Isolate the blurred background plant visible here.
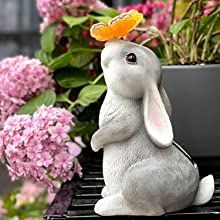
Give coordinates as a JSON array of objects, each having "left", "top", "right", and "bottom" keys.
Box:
[
  {"left": 0, "top": 180, "right": 56, "bottom": 220},
  {"left": 0, "top": 0, "right": 219, "bottom": 219},
  {"left": 136, "top": 0, "right": 220, "bottom": 64}
]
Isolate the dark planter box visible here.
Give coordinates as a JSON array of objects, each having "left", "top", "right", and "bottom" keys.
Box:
[{"left": 162, "top": 64, "right": 220, "bottom": 157}]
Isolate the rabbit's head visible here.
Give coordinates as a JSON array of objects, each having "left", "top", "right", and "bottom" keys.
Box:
[{"left": 101, "top": 39, "right": 173, "bottom": 147}]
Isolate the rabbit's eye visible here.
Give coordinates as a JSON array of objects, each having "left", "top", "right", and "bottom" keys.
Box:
[{"left": 125, "top": 53, "right": 137, "bottom": 64}]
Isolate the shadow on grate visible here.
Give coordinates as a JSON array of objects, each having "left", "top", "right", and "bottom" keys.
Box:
[{"left": 44, "top": 152, "right": 220, "bottom": 220}]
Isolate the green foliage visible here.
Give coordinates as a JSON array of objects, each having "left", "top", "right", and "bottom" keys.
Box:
[
  {"left": 88, "top": 15, "right": 112, "bottom": 23},
  {"left": 198, "top": 15, "right": 215, "bottom": 34},
  {"left": 141, "top": 1, "right": 220, "bottom": 64},
  {"left": 169, "top": 19, "right": 191, "bottom": 34},
  {"left": 62, "top": 26, "right": 81, "bottom": 39},
  {"left": 70, "top": 121, "right": 97, "bottom": 139},
  {"left": 92, "top": 7, "right": 119, "bottom": 17},
  {"left": 63, "top": 15, "right": 88, "bottom": 27},
  {"left": 70, "top": 52, "right": 95, "bottom": 68},
  {"left": 54, "top": 68, "right": 92, "bottom": 88},
  {"left": 18, "top": 90, "right": 56, "bottom": 115},
  {"left": 49, "top": 52, "right": 73, "bottom": 69},
  {"left": 76, "top": 85, "right": 107, "bottom": 107},
  {"left": 35, "top": 50, "right": 52, "bottom": 66},
  {"left": 41, "top": 23, "right": 56, "bottom": 54},
  {"left": 56, "top": 89, "right": 72, "bottom": 103}
]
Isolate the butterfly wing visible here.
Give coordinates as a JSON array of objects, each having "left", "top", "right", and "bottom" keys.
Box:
[
  {"left": 90, "top": 23, "right": 113, "bottom": 41},
  {"left": 109, "top": 10, "right": 143, "bottom": 38}
]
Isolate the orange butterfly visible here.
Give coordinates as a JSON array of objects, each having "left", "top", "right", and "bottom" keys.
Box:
[{"left": 90, "top": 10, "right": 143, "bottom": 41}]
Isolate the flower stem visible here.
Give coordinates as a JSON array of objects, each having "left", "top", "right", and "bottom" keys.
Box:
[
  {"left": 208, "top": 41, "right": 220, "bottom": 61},
  {"left": 89, "top": 73, "right": 104, "bottom": 85},
  {"left": 169, "top": 0, "right": 177, "bottom": 64},
  {"left": 181, "top": 0, "right": 199, "bottom": 20},
  {"left": 140, "top": 36, "right": 156, "bottom": 46},
  {"left": 68, "top": 101, "right": 77, "bottom": 111},
  {"left": 190, "top": 0, "right": 201, "bottom": 63},
  {"left": 201, "top": 16, "right": 218, "bottom": 61},
  {"left": 135, "top": 26, "right": 173, "bottom": 64},
  {"left": 170, "top": 0, "right": 176, "bottom": 25}
]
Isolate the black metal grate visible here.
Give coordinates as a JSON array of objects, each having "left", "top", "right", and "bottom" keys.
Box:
[{"left": 44, "top": 152, "right": 220, "bottom": 220}]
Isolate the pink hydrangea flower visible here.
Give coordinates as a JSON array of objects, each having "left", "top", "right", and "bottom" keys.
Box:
[
  {"left": 66, "top": 141, "right": 82, "bottom": 157},
  {"left": 0, "top": 56, "right": 54, "bottom": 128},
  {"left": 0, "top": 106, "right": 82, "bottom": 192},
  {"left": 36, "top": 0, "right": 107, "bottom": 31}
]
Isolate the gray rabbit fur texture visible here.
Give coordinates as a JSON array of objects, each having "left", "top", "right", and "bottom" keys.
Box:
[{"left": 91, "top": 39, "right": 214, "bottom": 216}]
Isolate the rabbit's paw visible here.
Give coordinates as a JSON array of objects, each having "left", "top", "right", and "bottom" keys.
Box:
[
  {"left": 94, "top": 193, "right": 134, "bottom": 216},
  {"left": 91, "top": 134, "right": 102, "bottom": 152},
  {"left": 101, "top": 186, "right": 111, "bottom": 197}
]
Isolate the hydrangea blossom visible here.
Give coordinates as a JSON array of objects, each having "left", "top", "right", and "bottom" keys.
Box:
[
  {"left": 0, "top": 56, "right": 54, "bottom": 128},
  {"left": 36, "top": 0, "right": 107, "bottom": 31},
  {"left": 0, "top": 106, "right": 82, "bottom": 192}
]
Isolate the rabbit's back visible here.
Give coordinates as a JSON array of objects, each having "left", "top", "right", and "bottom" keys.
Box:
[
  {"left": 103, "top": 125, "right": 199, "bottom": 212},
  {"left": 121, "top": 150, "right": 199, "bottom": 213}
]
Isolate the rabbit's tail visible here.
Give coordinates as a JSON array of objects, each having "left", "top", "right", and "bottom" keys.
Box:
[{"left": 192, "top": 174, "right": 214, "bottom": 206}]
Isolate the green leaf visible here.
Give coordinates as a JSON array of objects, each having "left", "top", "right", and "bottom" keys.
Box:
[
  {"left": 169, "top": 19, "right": 191, "bottom": 34},
  {"left": 54, "top": 68, "right": 91, "bottom": 88},
  {"left": 41, "top": 23, "right": 56, "bottom": 53},
  {"left": 35, "top": 50, "right": 52, "bottom": 66},
  {"left": 49, "top": 53, "right": 72, "bottom": 69},
  {"left": 62, "top": 26, "right": 81, "bottom": 39},
  {"left": 92, "top": 7, "right": 119, "bottom": 17},
  {"left": 56, "top": 89, "right": 71, "bottom": 103},
  {"left": 70, "top": 37, "right": 90, "bottom": 50},
  {"left": 70, "top": 121, "right": 97, "bottom": 138},
  {"left": 88, "top": 15, "right": 112, "bottom": 23},
  {"left": 18, "top": 90, "right": 56, "bottom": 115},
  {"left": 212, "top": 34, "right": 220, "bottom": 42},
  {"left": 63, "top": 15, "right": 88, "bottom": 27},
  {"left": 70, "top": 52, "right": 95, "bottom": 68},
  {"left": 199, "top": 15, "right": 215, "bottom": 34},
  {"left": 77, "top": 85, "right": 107, "bottom": 106}
]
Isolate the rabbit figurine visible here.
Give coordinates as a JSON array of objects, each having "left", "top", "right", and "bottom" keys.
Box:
[{"left": 91, "top": 39, "right": 214, "bottom": 216}]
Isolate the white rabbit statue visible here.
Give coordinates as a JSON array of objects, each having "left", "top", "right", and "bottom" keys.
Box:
[{"left": 91, "top": 39, "right": 214, "bottom": 216}]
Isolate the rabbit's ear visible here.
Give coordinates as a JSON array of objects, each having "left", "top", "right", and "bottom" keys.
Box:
[
  {"left": 144, "top": 83, "right": 173, "bottom": 148},
  {"left": 159, "top": 85, "right": 172, "bottom": 118}
]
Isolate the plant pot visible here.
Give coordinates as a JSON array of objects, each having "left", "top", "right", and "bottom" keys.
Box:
[{"left": 162, "top": 64, "right": 220, "bottom": 157}]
